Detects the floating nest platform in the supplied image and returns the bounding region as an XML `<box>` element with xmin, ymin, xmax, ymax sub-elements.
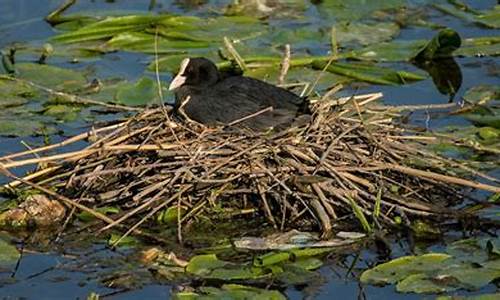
<box><xmin>1</xmin><ymin>92</ymin><xmax>499</xmax><ymax>242</ymax></box>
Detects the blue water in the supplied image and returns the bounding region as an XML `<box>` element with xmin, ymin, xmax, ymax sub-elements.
<box><xmin>0</xmin><ymin>0</ymin><xmax>499</xmax><ymax>299</ymax></box>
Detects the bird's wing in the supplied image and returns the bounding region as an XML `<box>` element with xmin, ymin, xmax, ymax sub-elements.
<box><xmin>183</xmin><ymin>87</ymin><xmax>268</xmax><ymax>125</ymax></box>
<box><xmin>218</xmin><ymin>76</ymin><xmax>305</xmax><ymax>109</ymax></box>
<box><xmin>183</xmin><ymin>86</ymin><xmax>298</xmax><ymax>130</ymax></box>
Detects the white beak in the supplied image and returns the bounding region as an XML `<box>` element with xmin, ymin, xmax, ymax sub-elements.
<box><xmin>168</xmin><ymin>74</ymin><xmax>187</xmax><ymax>91</ymax></box>
<box><xmin>168</xmin><ymin>58</ymin><xmax>191</xmax><ymax>91</ymax></box>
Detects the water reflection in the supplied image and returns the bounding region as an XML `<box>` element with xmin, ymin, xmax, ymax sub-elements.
<box><xmin>414</xmin><ymin>57</ymin><xmax>463</xmax><ymax>102</ymax></box>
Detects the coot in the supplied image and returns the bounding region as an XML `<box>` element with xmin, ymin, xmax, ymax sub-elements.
<box><xmin>168</xmin><ymin>57</ymin><xmax>308</xmax><ymax>130</ymax></box>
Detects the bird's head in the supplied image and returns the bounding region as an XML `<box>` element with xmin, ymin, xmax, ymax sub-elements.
<box><xmin>168</xmin><ymin>57</ymin><xmax>219</xmax><ymax>91</ymax></box>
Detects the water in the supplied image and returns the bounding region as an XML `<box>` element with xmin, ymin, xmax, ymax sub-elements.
<box><xmin>0</xmin><ymin>0</ymin><xmax>499</xmax><ymax>299</ymax></box>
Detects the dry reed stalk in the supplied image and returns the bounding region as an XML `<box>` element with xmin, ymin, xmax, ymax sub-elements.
<box><xmin>1</xmin><ymin>90</ymin><xmax>498</xmax><ymax>241</ymax></box>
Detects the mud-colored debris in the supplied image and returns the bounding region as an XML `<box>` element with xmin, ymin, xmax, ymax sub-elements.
<box><xmin>0</xmin><ymin>194</ymin><xmax>66</xmax><ymax>227</ymax></box>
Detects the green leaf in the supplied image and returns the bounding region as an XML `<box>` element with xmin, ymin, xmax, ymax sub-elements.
<box><xmin>486</xmin><ymin>238</ymin><xmax>500</xmax><ymax>256</ymax></box>
<box><xmin>0</xmin><ymin>109</ymin><xmax>54</xmax><ymax>137</ymax></box>
<box><xmin>52</xmin><ymin>15</ymin><xmax>164</xmax><ymax>44</ymax></box>
<box><xmin>157</xmin><ymin>206</ymin><xmax>185</xmax><ymax>225</ymax></box>
<box><xmin>360</xmin><ymin>253</ymin><xmax>452</xmax><ymax>285</ymax></box>
<box><xmin>173</xmin><ymin>284</ymin><xmax>286</xmax><ymax>300</ymax></box>
<box><xmin>463</xmin><ymin>85</ymin><xmax>500</xmax><ymax>105</ymax></box>
<box><xmin>437</xmin><ymin>264</ymin><xmax>500</xmax><ymax>290</ymax></box>
<box><xmin>396</xmin><ymin>273</ymin><xmax>457</xmax><ymax>293</ymax></box>
<box><xmin>186</xmin><ymin>254</ymin><xmax>229</xmax><ymax>276</ymax></box>
<box><xmin>411</xmin><ymin>220</ymin><xmax>441</xmax><ymax>240</ymax></box>
<box><xmin>147</xmin><ymin>54</ymin><xmax>190</xmax><ymax>73</ymax></box>
<box><xmin>476</xmin><ymin>5</ymin><xmax>500</xmax><ymax>28</ymax></box>
<box><xmin>446</xmin><ymin>238</ymin><xmax>489</xmax><ymax>264</ymax></box>
<box><xmin>335</xmin><ymin>21</ymin><xmax>400</xmax><ymax>47</ymax></box>
<box><xmin>77</xmin><ymin>206</ymin><xmax>120</xmax><ymax>222</ymax></box>
<box><xmin>316</xmin><ymin>0</ymin><xmax>406</xmax><ymax>22</ymax></box>
<box><xmin>0</xmin><ymin>78</ymin><xmax>36</xmax><ymax>108</ymax></box>
<box><xmin>288</xmin><ymin>257</ymin><xmax>323</xmax><ymax>271</ymax></box>
<box><xmin>103</xmin><ymin>32</ymin><xmax>209</xmax><ymax>53</ymax></box>
<box><xmin>312</xmin><ymin>61</ymin><xmax>426</xmax><ymax>85</ymax></box>
<box><xmin>108</xmin><ymin>233</ymin><xmax>138</xmax><ymax>247</ymax></box>
<box><xmin>434</xmin><ymin>4</ymin><xmax>500</xmax><ymax>29</ymax></box>
<box><xmin>478</xmin><ymin>127</ymin><xmax>499</xmax><ymax>142</ymax></box>
<box><xmin>462</xmin><ymin>108</ymin><xmax>500</xmax><ymax>129</ymax></box>
<box><xmin>254</xmin><ymin>252</ymin><xmax>291</xmax><ymax>267</ymax></box>
<box><xmin>276</xmin><ymin>265</ymin><xmax>320</xmax><ymax>285</ymax></box>
<box><xmin>0</xmin><ymin>236</ymin><xmax>20</xmax><ymax>267</ymax></box>
<box><xmin>186</xmin><ymin>254</ymin><xmax>269</xmax><ymax>280</ymax></box>
<box><xmin>438</xmin><ymin>294</ymin><xmax>500</xmax><ymax>300</ymax></box>
<box><xmin>347</xmin><ymin>40</ymin><xmax>426</xmax><ymax>62</ymax></box>
<box><xmin>481</xmin><ymin>259</ymin><xmax>500</xmax><ymax>270</ymax></box>
<box><xmin>42</xmin><ymin>104</ymin><xmax>81</xmax><ymax>122</ymax></box>
<box><xmin>457</xmin><ymin>37</ymin><xmax>500</xmax><ymax>57</ymax></box>
<box><xmin>289</xmin><ymin>247</ymin><xmax>334</xmax><ymax>258</ymax></box>
<box><xmin>115</xmin><ymin>77</ymin><xmax>159</xmax><ymax>106</ymax></box>
<box><xmin>348</xmin><ymin>36</ymin><xmax>500</xmax><ymax>62</ymax></box>
<box><xmin>16</xmin><ymin>63</ymin><xmax>87</xmax><ymax>92</ymax></box>
<box><xmin>208</xmin><ymin>266</ymin><xmax>266</xmax><ymax>280</ymax></box>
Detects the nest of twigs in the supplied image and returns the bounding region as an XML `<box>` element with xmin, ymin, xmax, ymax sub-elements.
<box><xmin>1</xmin><ymin>92</ymin><xmax>499</xmax><ymax>241</ymax></box>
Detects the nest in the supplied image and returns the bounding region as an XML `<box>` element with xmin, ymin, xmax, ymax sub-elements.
<box><xmin>1</xmin><ymin>92</ymin><xmax>498</xmax><ymax>242</ymax></box>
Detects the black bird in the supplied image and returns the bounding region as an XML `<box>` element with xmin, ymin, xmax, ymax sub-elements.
<box><xmin>168</xmin><ymin>57</ymin><xmax>309</xmax><ymax>130</ymax></box>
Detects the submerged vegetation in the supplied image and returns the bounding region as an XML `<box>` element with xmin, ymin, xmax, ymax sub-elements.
<box><xmin>0</xmin><ymin>0</ymin><xmax>499</xmax><ymax>298</ymax></box>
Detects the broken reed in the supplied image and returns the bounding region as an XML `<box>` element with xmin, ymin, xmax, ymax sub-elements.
<box><xmin>1</xmin><ymin>92</ymin><xmax>499</xmax><ymax>241</ymax></box>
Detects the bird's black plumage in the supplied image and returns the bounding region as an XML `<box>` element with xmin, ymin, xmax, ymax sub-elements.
<box><xmin>169</xmin><ymin>57</ymin><xmax>309</xmax><ymax>130</ymax></box>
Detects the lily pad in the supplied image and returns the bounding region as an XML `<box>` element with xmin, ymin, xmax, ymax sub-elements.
<box><xmin>225</xmin><ymin>0</ymin><xmax>306</xmax><ymax>18</ymax></box>
<box><xmin>186</xmin><ymin>254</ymin><xmax>267</xmax><ymax>280</ymax></box>
<box><xmin>446</xmin><ymin>238</ymin><xmax>491</xmax><ymax>264</ymax></box>
<box><xmin>348</xmin><ymin>35</ymin><xmax>500</xmax><ymax>63</ymax></box>
<box><xmin>362</xmin><ymin>237</ymin><xmax>500</xmax><ymax>294</ymax></box>
<box><xmin>335</xmin><ymin>21</ymin><xmax>400</xmax><ymax>47</ymax></box>
<box><xmin>0</xmin><ymin>109</ymin><xmax>54</xmax><ymax>137</ymax></box>
<box><xmin>115</xmin><ymin>77</ymin><xmax>160</xmax><ymax>106</ymax></box>
<box><xmin>173</xmin><ymin>284</ymin><xmax>286</xmax><ymax>300</ymax></box>
<box><xmin>0</xmin><ymin>78</ymin><xmax>36</xmax><ymax>108</ymax></box>
<box><xmin>42</xmin><ymin>104</ymin><xmax>81</xmax><ymax>122</ymax></box>
<box><xmin>148</xmin><ymin>54</ymin><xmax>192</xmax><ymax>73</ymax></box>
<box><xmin>289</xmin><ymin>257</ymin><xmax>323</xmax><ymax>271</ymax></box>
<box><xmin>186</xmin><ymin>254</ymin><xmax>229</xmax><ymax>276</ymax></box>
<box><xmin>434</xmin><ymin>4</ymin><xmax>500</xmax><ymax>29</ymax></box>
<box><xmin>360</xmin><ymin>253</ymin><xmax>452</xmax><ymax>285</ymax></box>
<box><xmin>208</xmin><ymin>266</ymin><xmax>266</xmax><ymax>281</ymax></box>
<box><xmin>108</xmin><ymin>233</ymin><xmax>138</xmax><ymax>247</ymax></box>
<box><xmin>102</xmin><ymin>32</ymin><xmax>209</xmax><ymax>54</ymax></box>
<box><xmin>462</xmin><ymin>108</ymin><xmax>500</xmax><ymax>129</ymax></box>
<box><xmin>52</xmin><ymin>15</ymin><xmax>166</xmax><ymax>44</ymax></box>
<box><xmin>475</xmin><ymin>5</ymin><xmax>500</xmax><ymax>29</ymax></box>
<box><xmin>276</xmin><ymin>264</ymin><xmax>321</xmax><ymax>285</ymax></box>
<box><xmin>16</xmin><ymin>63</ymin><xmax>88</xmax><ymax>92</ymax></box>
<box><xmin>316</xmin><ymin>0</ymin><xmax>407</xmax><ymax>22</ymax></box>
<box><xmin>457</xmin><ymin>37</ymin><xmax>500</xmax><ymax>57</ymax></box>
<box><xmin>463</xmin><ymin>85</ymin><xmax>500</xmax><ymax>105</ymax></box>
<box><xmin>312</xmin><ymin>61</ymin><xmax>426</xmax><ymax>85</ymax></box>
<box><xmin>437</xmin><ymin>293</ymin><xmax>500</xmax><ymax>300</ymax></box>
<box><xmin>396</xmin><ymin>273</ymin><xmax>457</xmax><ymax>294</ymax></box>
<box><xmin>0</xmin><ymin>235</ymin><xmax>20</xmax><ymax>267</ymax></box>
<box><xmin>254</xmin><ymin>252</ymin><xmax>291</xmax><ymax>267</ymax></box>
<box><xmin>437</xmin><ymin>264</ymin><xmax>500</xmax><ymax>290</ymax></box>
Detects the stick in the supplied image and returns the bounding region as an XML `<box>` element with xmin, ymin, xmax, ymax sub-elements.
<box><xmin>385</xmin><ymin>164</ymin><xmax>500</xmax><ymax>193</ymax></box>
<box><xmin>0</xmin><ymin>123</ymin><xmax>125</xmax><ymax>162</ymax></box>
<box><xmin>278</xmin><ymin>44</ymin><xmax>291</xmax><ymax>85</ymax></box>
